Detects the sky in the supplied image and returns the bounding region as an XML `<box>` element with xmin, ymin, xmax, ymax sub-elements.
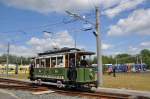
<box><xmin>0</xmin><ymin>0</ymin><xmax>150</xmax><ymax>57</ymax></box>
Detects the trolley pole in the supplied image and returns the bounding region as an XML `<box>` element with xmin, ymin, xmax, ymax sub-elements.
<box><xmin>95</xmin><ymin>7</ymin><xmax>103</xmax><ymax>87</ymax></box>
<box><xmin>6</xmin><ymin>42</ymin><xmax>10</xmax><ymax>77</ymax></box>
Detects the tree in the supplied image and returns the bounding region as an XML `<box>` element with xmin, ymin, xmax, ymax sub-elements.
<box><xmin>140</xmin><ymin>49</ymin><xmax>150</xmax><ymax>68</ymax></box>
<box><xmin>102</xmin><ymin>56</ymin><xmax>115</xmax><ymax>64</ymax></box>
<box><xmin>92</xmin><ymin>56</ymin><xmax>115</xmax><ymax>64</ymax></box>
<box><xmin>0</xmin><ymin>54</ymin><xmax>30</xmax><ymax>65</ymax></box>
<box><xmin>115</xmin><ymin>54</ymin><xmax>135</xmax><ymax>64</ymax></box>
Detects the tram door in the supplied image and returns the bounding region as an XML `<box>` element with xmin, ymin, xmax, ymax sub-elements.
<box><xmin>67</xmin><ymin>53</ymin><xmax>77</xmax><ymax>81</ymax></box>
<box><xmin>68</xmin><ymin>53</ymin><xmax>76</xmax><ymax>67</ymax></box>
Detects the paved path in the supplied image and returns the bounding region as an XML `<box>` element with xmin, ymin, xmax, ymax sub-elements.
<box><xmin>0</xmin><ymin>89</ymin><xmax>19</xmax><ymax>99</ymax></box>
<box><xmin>92</xmin><ymin>87</ymin><xmax>150</xmax><ymax>98</ymax></box>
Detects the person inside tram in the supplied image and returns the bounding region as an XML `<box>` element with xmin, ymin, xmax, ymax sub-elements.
<box><xmin>29</xmin><ymin>60</ymin><xmax>34</xmax><ymax>80</ymax></box>
<box><xmin>69</xmin><ymin>57</ymin><xmax>75</xmax><ymax>68</ymax></box>
<box><xmin>80</xmin><ymin>56</ymin><xmax>88</xmax><ymax>67</ymax></box>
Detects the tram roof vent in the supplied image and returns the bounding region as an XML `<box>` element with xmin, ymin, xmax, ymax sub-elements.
<box><xmin>80</xmin><ymin>48</ymin><xmax>85</xmax><ymax>51</ymax></box>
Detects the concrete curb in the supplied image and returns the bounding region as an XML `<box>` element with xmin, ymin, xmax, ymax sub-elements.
<box><xmin>92</xmin><ymin>87</ymin><xmax>150</xmax><ymax>98</ymax></box>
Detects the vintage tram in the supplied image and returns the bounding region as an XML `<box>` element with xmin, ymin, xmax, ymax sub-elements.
<box><xmin>29</xmin><ymin>47</ymin><xmax>97</xmax><ymax>88</ymax></box>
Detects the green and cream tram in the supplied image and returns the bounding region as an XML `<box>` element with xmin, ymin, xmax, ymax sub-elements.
<box><xmin>29</xmin><ymin>47</ymin><xmax>97</xmax><ymax>88</ymax></box>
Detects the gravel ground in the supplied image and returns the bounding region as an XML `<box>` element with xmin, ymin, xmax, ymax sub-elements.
<box><xmin>0</xmin><ymin>89</ymin><xmax>87</xmax><ymax>99</ymax></box>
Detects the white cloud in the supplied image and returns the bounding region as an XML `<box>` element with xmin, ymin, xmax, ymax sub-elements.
<box><xmin>0</xmin><ymin>44</ymin><xmax>6</xmax><ymax>49</ymax></box>
<box><xmin>0</xmin><ymin>0</ymin><xmax>143</xmax><ymax>16</ymax></box>
<box><xmin>108</xmin><ymin>9</ymin><xmax>150</xmax><ymax>36</ymax></box>
<box><xmin>99</xmin><ymin>0</ymin><xmax>121</xmax><ymax>9</ymax></box>
<box><xmin>0</xmin><ymin>44</ymin><xmax>7</xmax><ymax>56</ymax></box>
<box><xmin>140</xmin><ymin>41</ymin><xmax>150</xmax><ymax>47</ymax></box>
<box><xmin>128</xmin><ymin>41</ymin><xmax>150</xmax><ymax>54</ymax></box>
<box><xmin>0</xmin><ymin>31</ymin><xmax>75</xmax><ymax>56</ymax></box>
<box><xmin>0</xmin><ymin>43</ymin><xmax>34</xmax><ymax>57</ymax></box>
<box><xmin>27</xmin><ymin>30</ymin><xmax>75</xmax><ymax>52</ymax></box>
<box><xmin>102</xmin><ymin>43</ymin><xmax>112</xmax><ymax>50</ymax></box>
<box><xmin>10</xmin><ymin>45</ymin><xmax>35</xmax><ymax>57</ymax></box>
<box><xmin>103</xmin><ymin>0</ymin><xmax>145</xmax><ymax>18</ymax></box>
<box><xmin>128</xmin><ymin>46</ymin><xmax>140</xmax><ymax>54</ymax></box>
<box><xmin>0</xmin><ymin>0</ymin><xmax>100</xmax><ymax>14</ymax></box>
<box><xmin>0</xmin><ymin>31</ymin><xmax>112</xmax><ymax>56</ymax></box>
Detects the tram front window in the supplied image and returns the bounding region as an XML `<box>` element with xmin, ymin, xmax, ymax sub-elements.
<box><xmin>80</xmin><ymin>56</ymin><xmax>88</xmax><ymax>67</ymax></box>
<box><xmin>76</xmin><ymin>54</ymin><xmax>92</xmax><ymax>68</ymax></box>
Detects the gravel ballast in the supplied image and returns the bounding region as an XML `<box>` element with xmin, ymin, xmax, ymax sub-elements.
<box><xmin>0</xmin><ymin>89</ymin><xmax>87</xmax><ymax>99</ymax></box>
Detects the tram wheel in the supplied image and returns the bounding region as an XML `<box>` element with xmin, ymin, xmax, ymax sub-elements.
<box><xmin>57</xmin><ymin>81</ymin><xmax>63</xmax><ymax>88</ymax></box>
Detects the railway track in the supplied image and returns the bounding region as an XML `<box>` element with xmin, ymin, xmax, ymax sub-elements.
<box><xmin>53</xmin><ymin>89</ymin><xmax>130</xmax><ymax>99</ymax></box>
<box><xmin>0</xmin><ymin>78</ymin><xmax>147</xmax><ymax>99</ymax></box>
<box><xmin>0</xmin><ymin>78</ymin><xmax>49</xmax><ymax>92</ymax></box>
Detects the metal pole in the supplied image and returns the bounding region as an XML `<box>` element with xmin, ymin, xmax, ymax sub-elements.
<box><xmin>6</xmin><ymin>42</ymin><xmax>10</xmax><ymax>77</ymax></box>
<box><xmin>95</xmin><ymin>7</ymin><xmax>103</xmax><ymax>87</ymax></box>
<box><xmin>21</xmin><ymin>57</ymin><xmax>23</xmax><ymax>66</ymax></box>
<box><xmin>74</xmin><ymin>33</ymin><xmax>77</xmax><ymax>48</ymax></box>
<box><xmin>140</xmin><ymin>55</ymin><xmax>143</xmax><ymax>70</ymax></box>
<box><xmin>116</xmin><ymin>58</ymin><xmax>118</xmax><ymax>66</ymax></box>
<box><xmin>140</xmin><ymin>55</ymin><xmax>142</xmax><ymax>65</ymax></box>
<box><xmin>140</xmin><ymin>56</ymin><xmax>143</xmax><ymax>64</ymax></box>
<box><xmin>136</xmin><ymin>56</ymin><xmax>139</xmax><ymax>64</ymax></box>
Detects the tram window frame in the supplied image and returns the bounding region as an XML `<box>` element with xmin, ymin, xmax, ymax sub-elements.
<box><xmin>46</xmin><ymin>58</ymin><xmax>50</xmax><ymax>68</ymax></box>
<box><xmin>76</xmin><ymin>54</ymin><xmax>91</xmax><ymax>68</ymax></box>
<box><xmin>36</xmin><ymin>59</ymin><xmax>39</xmax><ymax>68</ymax></box>
<box><xmin>68</xmin><ymin>53</ymin><xmax>76</xmax><ymax>67</ymax></box>
<box><xmin>41</xmin><ymin>58</ymin><xmax>46</xmax><ymax>68</ymax></box>
<box><xmin>65</xmin><ymin>54</ymin><xmax>69</xmax><ymax>67</ymax></box>
<box><xmin>57</xmin><ymin>56</ymin><xmax>64</xmax><ymax>67</ymax></box>
<box><xmin>51</xmin><ymin>57</ymin><xmax>56</xmax><ymax>68</ymax></box>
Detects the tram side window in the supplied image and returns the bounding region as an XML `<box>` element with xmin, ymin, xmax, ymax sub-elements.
<box><xmin>51</xmin><ymin>57</ymin><xmax>56</xmax><ymax>68</ymax></box>
<box><xmin>41</xmin><ymin>59</ymin><xmax>45</xmax><ymax>68</ymax></box>
<box><xmin>57</xmin><ymin>56</ymin><xmax>63</xmax><ymax>67</ymax></box>
<box><xmin>46</xmin><ymin>58</ymin><xmax>50</xmax><ymax>68</ymax></box>
<box><xmin>36</xmin><ymin>59</ymin><xmax>39</xmax><ymax>68</ymax></box>
<box><xmin>65</xmin><ymin>55</ymin><xmax>68</xmax><ymax>67</ymax></box>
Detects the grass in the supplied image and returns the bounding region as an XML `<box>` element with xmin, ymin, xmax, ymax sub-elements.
<box><xmin>1</xmin><ymin>71</ymin><xmax>150</xmax><ymax>91</ymax></box>
<box><xmin>103</xmin><ymin>72</ymin><xmax>150</xmax><ymax>91</ymax></box>
<box><xmin>0</xmin><ymin>72</ymin><xmax>29</xmax><ymax>80</ymax></box>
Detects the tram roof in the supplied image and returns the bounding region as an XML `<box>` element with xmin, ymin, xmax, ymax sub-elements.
<box><xmin>38</xmin><ymin>47</ymin><xmax>95</xmax><ymax>56</ymax></box>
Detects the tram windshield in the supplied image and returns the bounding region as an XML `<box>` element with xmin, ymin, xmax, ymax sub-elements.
<box><xmin>67</xmin><ymin>51</ymin><xmax>94</xmax><ymax>68</ymax></box>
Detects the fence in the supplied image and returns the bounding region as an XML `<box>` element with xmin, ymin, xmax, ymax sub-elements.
<box><xmin>103</xmin><ymin>64</ymin><xmax>150</xmax><ymax>91</ymax></box>
<box><xmin>0</xmin><ymin>64</ymin><xmax>29</xmax><ymax>80</ymax></box>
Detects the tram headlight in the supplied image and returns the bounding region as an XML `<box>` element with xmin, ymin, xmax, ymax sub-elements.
<box><xmin>89</xmin><ymin>73</ymin><xmax>94</xmax><ymax>79</ymax></box>
<box><xmin>89</xmin><ymin>69</ymin><xmax>94</xmax><ymax>79</ymax></box>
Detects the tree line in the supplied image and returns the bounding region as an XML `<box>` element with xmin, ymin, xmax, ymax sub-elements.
<box><xmin>0</xmin><ymin>54</ymin><xmax>31</xmax><ymax>65</ymax></box>
<box><xmin>0</xmin><ymin>49</ymin><xmax>149</xmax><ymax>68</ymax></box>
<box><xmin>92</xmin><ymin>49</ymin><xmax>150</xmax><ymax>69</ymax></box>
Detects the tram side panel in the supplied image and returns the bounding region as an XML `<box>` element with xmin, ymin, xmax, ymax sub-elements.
<box><xmin>33</xmin><ymin>68</ymin><xmax>67</xmax><ymax>81</ymax></box>
<box><xmin>32</xmin><ymin>67</ymin><xmax>96</xmax><ymax>85</ymax></box>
